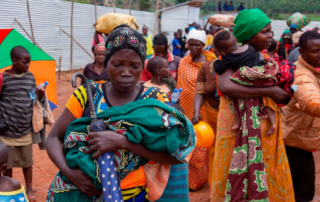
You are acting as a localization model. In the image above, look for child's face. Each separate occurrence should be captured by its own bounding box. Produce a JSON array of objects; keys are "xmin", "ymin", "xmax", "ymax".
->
[
  {"xmin": 158, "ymin": 61, "xmax": 170, "ymax": 78},
  {"xmin": 12, "ymin": 54, "xmax": 31, "ymax": 74}
]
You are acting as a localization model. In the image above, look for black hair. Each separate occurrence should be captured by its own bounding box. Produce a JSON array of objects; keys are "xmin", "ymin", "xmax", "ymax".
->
[
  {"xmin": 299, "ymin": 31, "xmax": 320, "ymax": 49},
  {"xmin": 214, "ymin": 27, "xmax": 224, "ymax": 35},
  {"xmin": 91, "ymin": 45, "xmax": 96, "ymax": 54},
  {"xmin": 146, "ymin": 56, "xmax": 167, "ymax": 75},
  {"xmin": 0, "ymin": 141, "xmax": 8, "ymax": 166},
  {"xmin": 185, "ymin": 27, "xmax": 189, "ymax": 33},
  {"xmin": 10, "ymin": 46, "xmax": 30, "ymax": 59},
  {"xmin": 153, "ymin": 33, "xmax": 168, "ymax": 47},
  {"xmin": 313, "ymin": 27, "xmax": 320, "ymax": 32},
  {"xmin": 213, "ymin": 30, "xmax": 232, "ymax": 50},
  {"xmin": 178, "ymin": 29, "xmax": 182, "ymax": 32},
  {"xmin": 174, "ymin": 32, "xmax": 179, "ymax": 37},
  {"xmin": 267, "ymin": 39, "xmax": 278, "ymax": 52}
]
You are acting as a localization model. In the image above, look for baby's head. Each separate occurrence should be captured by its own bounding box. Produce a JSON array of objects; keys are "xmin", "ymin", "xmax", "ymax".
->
[
  {"xmin": 213, "ymin": 31, "xmax": 238, "ymax": 56},
  {"xmin": 0, "ymin": 141, "xmax": 8, "ymax": 175},
  {"xmin": 147, "ymin": 56, "xmax": 170, "ymax": 79}
]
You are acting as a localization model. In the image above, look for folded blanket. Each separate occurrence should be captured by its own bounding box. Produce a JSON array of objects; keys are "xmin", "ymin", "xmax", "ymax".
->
[{"xmin": 62, "ymin": 98, "xmax": 195, "ymax": 188}]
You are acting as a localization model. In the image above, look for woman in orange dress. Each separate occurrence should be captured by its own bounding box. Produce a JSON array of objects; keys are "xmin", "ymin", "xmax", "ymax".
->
[
  {"xmin": 210, "ymin": 9, "xmax": 295, "ymax": 202},
  {"xmin": 177, "ymin": 29, "xmax": 216, "ymax": 190}
]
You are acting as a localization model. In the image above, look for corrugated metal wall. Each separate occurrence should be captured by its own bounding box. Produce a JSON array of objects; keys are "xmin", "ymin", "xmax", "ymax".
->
[
  {"xmin": 161, "ymin": 5, "xmax": 189, "ymax": 46},
  {"xmin": 0, "ymin": 0, "xmax": 157, "ymax": 70}
]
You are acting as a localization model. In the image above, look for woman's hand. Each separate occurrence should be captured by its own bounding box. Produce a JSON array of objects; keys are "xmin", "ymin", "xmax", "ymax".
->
[
  {"xmin": 64, "ymin": 168, "xmax": 101, "ymax": 197},
  {"xmin": 86, "ymin": 131, "xmax": 126, "ymax": 159},
  {"xmin": 192, "ymin": 113, "xmax": 202, "ymax": 124},
  {"xmin": 266, "ymin": 86, "xmax": 290, "ymax": 104}
]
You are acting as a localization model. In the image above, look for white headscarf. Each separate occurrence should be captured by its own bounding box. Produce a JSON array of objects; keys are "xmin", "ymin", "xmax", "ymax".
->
[{"xmin": 187, "ymin": 29, "xmax": 206, "ymax": 45}]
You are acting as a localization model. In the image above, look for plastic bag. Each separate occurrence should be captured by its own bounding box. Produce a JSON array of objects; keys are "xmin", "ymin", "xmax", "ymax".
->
[
  {"xmin": 95, "ymin": 13, "xmax": 139, "ymax": 34},
  {"xmin": 287, "ymin": 12, "xmax": 310, "ymax": 30}
]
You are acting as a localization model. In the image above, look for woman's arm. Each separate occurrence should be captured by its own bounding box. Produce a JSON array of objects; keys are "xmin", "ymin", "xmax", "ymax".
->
[
  {"xmin": 192, "ymin": 94, "xmax": 204, "ymax": 124},
  {"xmin": 45, "ymin": 108, "xmax": 101, "ymax": 197},
  {"xmin": 87, "ymin": 131, "xmax": 182, "ymax": 165},
  {"xmin": 218, "ymin": 68, "xmax": 289, "ymax": 103}
]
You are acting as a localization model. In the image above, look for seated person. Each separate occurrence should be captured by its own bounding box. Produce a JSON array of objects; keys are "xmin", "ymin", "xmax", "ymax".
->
[
  {"xmin": 144, "ymin": 56, "xmax": 176, "ymax": 95},
  {"xmin": 214, "ymin": 31, "xmax": 279, "ymax": 136},
  {"xmin": 0, "ymin": 141, "xmax": 28, "ymax": 202}
]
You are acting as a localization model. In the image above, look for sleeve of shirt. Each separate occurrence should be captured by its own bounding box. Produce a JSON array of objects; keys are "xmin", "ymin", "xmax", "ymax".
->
[
  {"xmin": 66, "ymin": 85, "xmax": 87, "ymax": 119},
  {"xmin": 83, "ymin": 65, "xmax": 88, "ymax": 77},
  {"xmin": 172, "ymin": 39, "xmax": 177, "ymax": 48},
  {"xmin": 294, "ymin": 74, "xmax": 320, "ymax": 118},
  {"xmin": 140, "ymin": 60, "xmax": 152, "ymax": 82},
  {"xmin": 196, "ymin": 64, "xmax": 206, "ymax": 94},
  {"xmin": 214, "ymin": 60, "xmax": 229, "ymax": 75}
]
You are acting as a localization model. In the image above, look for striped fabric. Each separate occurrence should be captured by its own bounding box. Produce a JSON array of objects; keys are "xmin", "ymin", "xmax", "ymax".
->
[
  {"xmin": 156, "ymin": 164, "xmax": 189, "ymax": 202},
  {"xmin": 0, "ymin": 71, "xmax": 36, "ymax": 138},
  {"xmin": 123, "ymin": 186, "xmax": 148, "ymax": 202}
]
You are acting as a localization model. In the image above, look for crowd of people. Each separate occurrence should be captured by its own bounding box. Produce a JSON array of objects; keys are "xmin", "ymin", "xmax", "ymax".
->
[
  {"xmin": 217, "ymin": 1, "xmax": 245, "ymax": 12},
  {"xmin": 1, "ymin": 7, "xmax": 320, "ymax": 202}
]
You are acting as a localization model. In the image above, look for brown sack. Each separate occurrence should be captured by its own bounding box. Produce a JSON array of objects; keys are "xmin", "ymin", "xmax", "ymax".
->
[
  {"xmin": 95, "ymin": 13, "xmax": 139, "ymax": 34},
  {"xmin": 208, "ymin": 14, "xmax": 235, "ymax": 27}
]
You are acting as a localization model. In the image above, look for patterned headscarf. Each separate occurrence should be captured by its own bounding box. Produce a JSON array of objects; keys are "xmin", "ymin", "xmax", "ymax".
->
[
  {"xmin": 94, "ymin": 42, "xmax": 105, "ymax": 55},
  {"xmin": 104, "ymin": 25, "xmax": 147, "ymax": 67}
]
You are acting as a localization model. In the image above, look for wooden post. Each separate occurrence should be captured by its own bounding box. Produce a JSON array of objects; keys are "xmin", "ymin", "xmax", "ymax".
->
[
  {"xmin": 26, "ymin": 0, "xmax": 35, "ymax": 44},
  {"xmin": 94, "ymin": 0, "xmax": 97, "ymax": 22},
  {"xmin": 15, "ymin": 18, "xmax": 44, "ymax": 51},
  {"xmin": 255, "ymin": 0, "xmax": 257, "ymax": 8},
  {"xmin": 246, "ymin": 0, "xmax": 248, "ymax": 9},
  {"xmin": 111, "ymin": 0, "xmax": 116, "ymax": 12},
  {"xmin": 70, "ymin": 0, "xmax": 74, "ymax": 70},
  {"xmin": 251, "ymin": 0, "xmax": 253, "ymax": 9},
  {"xmin": 58, "ymin": 56, "xmax": 62, "ymax": 80},
  {"xmin": 216, "ymin": 0, "xmax": 218, "ymax": 13},
  {"xmin": 153, "ymin": 0, "xmax": 160, "ymax": 34},
  {"xmin": 60, "ymin": 28, "xmax": 94, "ymax": 59},
  {"xmin": 129, "ymin": 0, "xmax": 133, "ymax": 15}
]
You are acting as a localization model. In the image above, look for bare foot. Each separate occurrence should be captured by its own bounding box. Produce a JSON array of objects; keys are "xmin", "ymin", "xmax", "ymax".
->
[
  {"xmin": 265, "ymin": 124, "xmax": 276, "ymax": 136},
  {"xmin": 231, "ymin": 123, "xmax": 240, "ymax": 131}
]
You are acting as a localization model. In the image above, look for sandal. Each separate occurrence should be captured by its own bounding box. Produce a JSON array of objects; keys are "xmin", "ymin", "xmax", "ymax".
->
[{"xmin": 27, "ymin": 195, "xmax": 36, "ymax": 202}]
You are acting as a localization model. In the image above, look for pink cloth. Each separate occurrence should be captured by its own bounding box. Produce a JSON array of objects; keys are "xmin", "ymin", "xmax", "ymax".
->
[{"xmin": 92, "ymin": 34, "xmax": 104, "ymax": 46}]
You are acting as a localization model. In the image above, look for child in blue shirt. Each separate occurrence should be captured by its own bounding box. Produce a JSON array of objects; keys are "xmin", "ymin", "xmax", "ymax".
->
[{"xmin": 172, "ymin": 32, "xmax": 181, "ymax": 57}]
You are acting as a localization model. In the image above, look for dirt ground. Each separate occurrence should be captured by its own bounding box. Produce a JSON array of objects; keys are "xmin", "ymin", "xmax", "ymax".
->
[{"xmin": 10, "ymin": 70, "xmax": 320, "ymax": 202}]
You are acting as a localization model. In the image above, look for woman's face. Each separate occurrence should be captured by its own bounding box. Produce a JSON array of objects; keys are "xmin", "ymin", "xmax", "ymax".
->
[
  {"xmin": 153, "ymin": 45, "xmax": 168, "ymax": 59},
  {"xmin": 284, "ymin": 38, "xmax": 291, "ymax": 45},
  {"xmin": 95, "ymin": 50, "xmax": 105, "ymax": 64},
  {"xmin": 248, "ymin": 23, "xmax": 273, "ymax": 51},
  {"xmin": 107, "ymin": 49, "xmax": 143, "ymax": 92},
  {"xmin": 188, "ymin": 39, "xmax": 204, "ymax": 56}
]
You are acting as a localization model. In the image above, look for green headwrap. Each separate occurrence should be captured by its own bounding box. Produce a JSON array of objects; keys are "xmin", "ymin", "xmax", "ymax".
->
[{"xmin": 233, "ymin": 8, "xmax": 271, "ymax": 43}]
